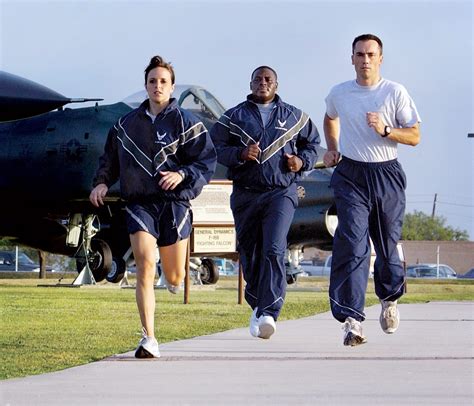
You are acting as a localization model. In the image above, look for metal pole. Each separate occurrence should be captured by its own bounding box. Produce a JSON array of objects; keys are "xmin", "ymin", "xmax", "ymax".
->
[
  {"xmin": 431, "ymin": 193, "xmax": 438, "ymax": 218},
  {"xmin": 15, "ymin": 245, "xmax": 18, "ymax": 272}
]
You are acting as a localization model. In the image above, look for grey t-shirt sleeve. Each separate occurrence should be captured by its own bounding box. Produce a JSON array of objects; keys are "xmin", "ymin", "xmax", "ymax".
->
[
  {"xmin": 325, "ymin": 89, "xmax": 338, "ymax": 119},
  {"xmin": 395, "ymin": 85, "xmax": 421, "ymax": 128}
]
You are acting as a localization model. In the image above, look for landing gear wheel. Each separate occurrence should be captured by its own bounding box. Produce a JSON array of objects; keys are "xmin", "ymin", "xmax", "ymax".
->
[
  {"xmin": 200, "ymin": 257, "xmax": 219, "ymax": 285},
  {"xmin": 106, "ymin": 256, "xmax": 126, "ymax": 283},
  {"xmin": 286, "ymin": 273, "xmax": 297, "ymax": 285},
  {"xmin": 75, "ymin": 239, "xmax": 112, "ymax": 282}
]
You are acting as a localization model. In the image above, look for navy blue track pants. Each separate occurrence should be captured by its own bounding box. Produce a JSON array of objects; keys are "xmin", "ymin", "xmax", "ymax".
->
[
  {"xmin": 329, "ymin": 157, "xmax": 407, "ymax": 322},
  {"xmin": 231, "ymin": 184, "xmax": 297, "ymax": 320}
]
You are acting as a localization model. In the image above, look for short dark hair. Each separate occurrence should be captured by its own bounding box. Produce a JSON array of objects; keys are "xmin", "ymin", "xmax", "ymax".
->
[
  {"xmin": 352, "ymin": 34, "xmax": 383, "ymax": 55},
  {"xmin": 144, "ymin": 55, "xmax": 175, "ymax": 84},
  {"xmin": 251, "ymin": 65, "xmax": 278, "ymax": 81}
]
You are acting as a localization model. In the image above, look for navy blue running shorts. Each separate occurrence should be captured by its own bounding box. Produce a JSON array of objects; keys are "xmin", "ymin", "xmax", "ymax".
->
[{"xmin": 125, "ymin": 201, "xmax": 192, "ymax": 247}]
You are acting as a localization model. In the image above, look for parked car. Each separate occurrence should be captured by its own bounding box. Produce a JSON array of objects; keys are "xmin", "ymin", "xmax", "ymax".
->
[
  {"xmin": 0, "ymin": 250, "xmax": 54, "ymax": 272},
  {"xmin": 406, "ymin": 264, "xmax": 457, "ymax": 279},
  {"xmin": 300, "ymin": 255, "xmax": 332, "ymax": 277},
  {"xmin": 211, "ymin": 257, "xmax": 238, "ymax": 276},
  {"xmin": 457, "ymin": 268, "xmax": 474, "ymax": 279}
]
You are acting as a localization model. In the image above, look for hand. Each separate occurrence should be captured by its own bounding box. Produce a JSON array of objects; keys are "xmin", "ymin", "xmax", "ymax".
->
[
  {"xmin": 366, "ymin": 112, "xmax": 385, "ymax": 136},
  {"xmin": 158, "ymin": 171, "xmax": 184, "ymax": 191},
  {"xmin": 285, "ymin": 153, "xmax": 303, "ymax": 172},
  {"xmin": 89, "ymin": 183, "xmax": 108, "ymax": 207},
  {"xmin": 241, "ymin": 142, "xmax": 261, "ymax": 161},
  {"xmin": 323, "ymin": 150, "xmax": 340, "ymax": 167}
]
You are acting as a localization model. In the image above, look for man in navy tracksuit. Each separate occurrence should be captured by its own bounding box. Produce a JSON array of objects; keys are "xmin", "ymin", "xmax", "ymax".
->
[{"xmin": 211, "ymin": 66, "xmax": 320, "ymax": 339}]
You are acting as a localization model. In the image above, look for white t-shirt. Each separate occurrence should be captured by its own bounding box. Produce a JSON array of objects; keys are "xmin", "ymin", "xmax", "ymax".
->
[{"xmin": 325, "ymin": 78, "xmax": 421, "ymax": 162}]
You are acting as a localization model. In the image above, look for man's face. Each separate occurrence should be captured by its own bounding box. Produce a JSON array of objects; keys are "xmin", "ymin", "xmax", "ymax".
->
[
  {"xmin": 351, "ymin": 40, "xmax": 383, "ymax": 82},
  {"xmin": 145, "ymin": 67, "xmax": 175, "ymax": 105},
  {"xmin": 250, "ymin": 68, "xmax": 278, "ymax": 103}
]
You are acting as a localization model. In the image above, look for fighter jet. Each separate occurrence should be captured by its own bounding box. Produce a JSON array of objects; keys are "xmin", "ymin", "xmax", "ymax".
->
[{"xmin": 0, "ymin": 71, "xmax": 336, "ymax": 284}]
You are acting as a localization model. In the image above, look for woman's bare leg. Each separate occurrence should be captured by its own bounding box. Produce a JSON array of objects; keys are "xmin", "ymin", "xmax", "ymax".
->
[
  {"xmin": 130, "ymin": 231, "xmax": 158, "ymax": 337},
  {"xmin": 159, "ymin": 238, "xmax": 189, "ymax": 287}
]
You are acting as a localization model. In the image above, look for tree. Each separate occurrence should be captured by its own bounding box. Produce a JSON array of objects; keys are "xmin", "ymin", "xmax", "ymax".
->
[{"xmin": 402, "ymin": 211, "xmax": 469, "ymax": 241}]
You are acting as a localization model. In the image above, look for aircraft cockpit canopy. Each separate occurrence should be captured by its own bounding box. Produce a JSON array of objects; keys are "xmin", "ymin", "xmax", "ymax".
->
[{"xmin": 122, "ymin": 85, "xmax": 225, "ymax": 121}]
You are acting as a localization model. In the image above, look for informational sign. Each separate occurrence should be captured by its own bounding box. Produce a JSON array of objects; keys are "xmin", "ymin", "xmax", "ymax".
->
[
  {"xmin": 190, "ymin": 181, "xmax": 236, "ymax": 254},
  {"xmin": 190, "ymin": 182, "xmax": 234, "ymax": 225},
  {"xmin": 192, "ymin": 226, "xmax": 236, "ymax": 253}
]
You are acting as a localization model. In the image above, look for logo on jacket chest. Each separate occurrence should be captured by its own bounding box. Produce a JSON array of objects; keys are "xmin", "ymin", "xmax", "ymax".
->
[
  {"xmin": 155, "ymin": 130, "xmax": 167, "ymax": 145},
  {"xmin": 275, "ymin": 119, "xmax": 288, "ymax": 131}
]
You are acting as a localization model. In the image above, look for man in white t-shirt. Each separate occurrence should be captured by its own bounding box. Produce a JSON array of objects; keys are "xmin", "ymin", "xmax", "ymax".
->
[{"xmin": 323, "ymin": 34, "xmax": 421, "ymax": 346}]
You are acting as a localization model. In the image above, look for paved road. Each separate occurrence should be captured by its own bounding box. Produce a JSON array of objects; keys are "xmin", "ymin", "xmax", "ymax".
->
[{"xmin": 1, "ymin": 301, "xmax": 473, "ymax": 405}]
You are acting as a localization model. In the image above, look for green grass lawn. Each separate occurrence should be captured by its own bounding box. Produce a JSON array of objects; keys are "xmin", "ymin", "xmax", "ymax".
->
[{"xmin": 1, "ymin": 276, "xmax": 473, "ymax": 380}]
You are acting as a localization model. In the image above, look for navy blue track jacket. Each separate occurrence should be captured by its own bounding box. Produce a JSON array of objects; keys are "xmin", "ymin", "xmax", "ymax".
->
[
  {"xmin": 93, "ymin": 98, "xmax": 216, "ymax": 202},
  {"xmin": 210, "ymin": 95, "xmax": 320, "ymax": 189}
]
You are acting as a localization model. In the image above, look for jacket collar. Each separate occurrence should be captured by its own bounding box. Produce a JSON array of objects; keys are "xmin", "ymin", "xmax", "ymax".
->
[
  {"xmin": 246, "ymin": 93, "xmax": 283, "ymax": 108},
  {"xmin": 137, "ymin": 98, "xmax": 179, "ymax": 117}
]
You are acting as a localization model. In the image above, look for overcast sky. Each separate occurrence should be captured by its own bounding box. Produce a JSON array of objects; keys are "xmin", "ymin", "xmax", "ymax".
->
[{"xmin": 1, "ymin": 0, "xmax": 473, "ymax": 239}]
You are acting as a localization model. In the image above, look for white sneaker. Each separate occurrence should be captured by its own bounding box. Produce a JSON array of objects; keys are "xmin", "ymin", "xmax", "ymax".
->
[
  {"xmin": 380, "ymin": 300, "xmax": 400, "ymax": 334},
  {"xmin": 161, "ymin": 273, "xmax": 181, "ymax": 294},
  {"xmin": 342, "ymin": 317, "xmax": 367, "ymax": 347},
  {"xmin": 135, "ymin": 329, "xmax": 160, "ymax": 358},
  {"xmin": 249, "ymin": 308, "xmax": 260, "ymax": 337},
  {"xmin": 258, "ymin": 315, "xmax": 276, "ymax": 339},
  {"xmin": 166, "ymin": 281, "xmax": 180, "ymax": 295}
]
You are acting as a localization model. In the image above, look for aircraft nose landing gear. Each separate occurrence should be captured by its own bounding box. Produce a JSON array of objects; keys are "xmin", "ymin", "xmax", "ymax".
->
[
  {"xmin": 67, "ymin": 214, "xmax": 113, "ymax": 285},
  {"xmin": 75, "ymin": 239, "xmax": 112, "ymax": 283}
]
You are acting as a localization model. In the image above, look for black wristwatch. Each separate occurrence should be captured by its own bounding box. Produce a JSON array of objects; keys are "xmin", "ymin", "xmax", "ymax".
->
[{"xmin": 383, "ymin": 126, "xmax": 392, "ymax": 138}]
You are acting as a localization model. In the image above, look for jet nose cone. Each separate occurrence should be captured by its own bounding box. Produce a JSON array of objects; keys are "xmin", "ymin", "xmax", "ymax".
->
[{"xmin": 0, "ymin": 71, "xmax": 70, "ymax": 121}]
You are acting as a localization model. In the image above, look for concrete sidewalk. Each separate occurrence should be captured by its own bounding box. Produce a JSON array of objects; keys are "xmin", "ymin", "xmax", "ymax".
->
[{"xmin": 1, "ymin": 301, "xmax": 473, "ymax": 405}]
